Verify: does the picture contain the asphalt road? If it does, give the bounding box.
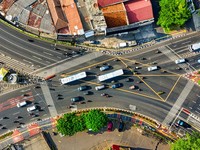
[0,86,50,134]
[0,26,200,135]
[0,22,87,71]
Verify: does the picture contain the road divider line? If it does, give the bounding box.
[116,88,163,101]
[165,75,181,102]
[59,57,116,76]
[118,57,165,101]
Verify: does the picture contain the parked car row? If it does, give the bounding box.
[107,119,124,132]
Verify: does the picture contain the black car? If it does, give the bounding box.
[111,83,123,89]
[175,120,191,128]
[118,120,124,132]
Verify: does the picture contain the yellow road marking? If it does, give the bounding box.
[165,75,182,102]
[80,80,101,86]
[116,88,163,101]
[119,57,181,76]
[61,57,116,76]
[85,74,179,77]
[118,58,164,101]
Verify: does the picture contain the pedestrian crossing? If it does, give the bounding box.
[0,53,34,74]
[162,80,194,126]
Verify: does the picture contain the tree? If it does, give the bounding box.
[84,110,108,132]
[171,132,200,150]
[157,0,191,32]
[56,113,85,136]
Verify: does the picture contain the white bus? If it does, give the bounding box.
[189,42,200,52]
[98,69,124,82]
[60,72,87,84]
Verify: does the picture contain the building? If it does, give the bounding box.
[47,0,84,35]
[99,0,154,35]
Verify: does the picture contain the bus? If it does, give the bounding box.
[189,42,200,52]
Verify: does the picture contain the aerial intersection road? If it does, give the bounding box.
[0,21,200,135]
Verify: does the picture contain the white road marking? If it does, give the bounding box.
[197,107,200,111]
[33,56,42,60]
[0,27,63,55]
[189,107,193,109]
[43,51,53,56]
[42,114,47,117]
[193,101,196,103]
[20,88,31,92]
[12,112,20,115]
[195,111,200,114]
[181,41,191,45]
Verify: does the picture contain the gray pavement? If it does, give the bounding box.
[40,82,58,117]
[162,80,194,126]
[34,52,103,78]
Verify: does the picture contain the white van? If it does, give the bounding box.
[95,85,106,90]
[147,66,158,71]
[27,105,37,112]
[17,101,27,108]
[175,58,185,64]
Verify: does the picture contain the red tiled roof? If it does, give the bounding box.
[124,0,154,24]
[98,0,124,8]
[46,0,68,31]
[102,3,128,28]
[60,0,84,35]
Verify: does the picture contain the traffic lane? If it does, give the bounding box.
[0,97,50,134]
[0,36,59,63]
[186,55,200,70]
[183,85,200,115]
[0,43,48,67]
[0,22,80,54]
[51,81,172,122]
[168,33,200,49]
[165,77,188,104]
[0,37,55,65]
[0,22,85,64]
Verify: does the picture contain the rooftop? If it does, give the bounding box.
[124,0,154,24]
[102,3,128,28]
[60,0,84,35]
[46,0,68,31]
[98,0,125,8]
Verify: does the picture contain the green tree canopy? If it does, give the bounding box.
[56,113,85,136]
[171,132,200,150]
[84,110,108,132]
[157,0,191,31]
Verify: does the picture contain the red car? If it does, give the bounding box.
[107,121,113,132]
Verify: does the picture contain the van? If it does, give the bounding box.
[100,66,109,71]
[95,85,106,90]
[27,105,37,112]
[175,58,185,64]
[17,101,27,108]
[147,66,158,71]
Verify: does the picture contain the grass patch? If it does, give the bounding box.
[198,80,200,85]
[0,131,13,140]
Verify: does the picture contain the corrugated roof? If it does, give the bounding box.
[46,0,68,31]
[60,0,84,35]
[124,0,154,24]
[102,3,128,28]
[98,0,124,8]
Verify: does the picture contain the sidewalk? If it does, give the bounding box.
[0,108,176,149]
